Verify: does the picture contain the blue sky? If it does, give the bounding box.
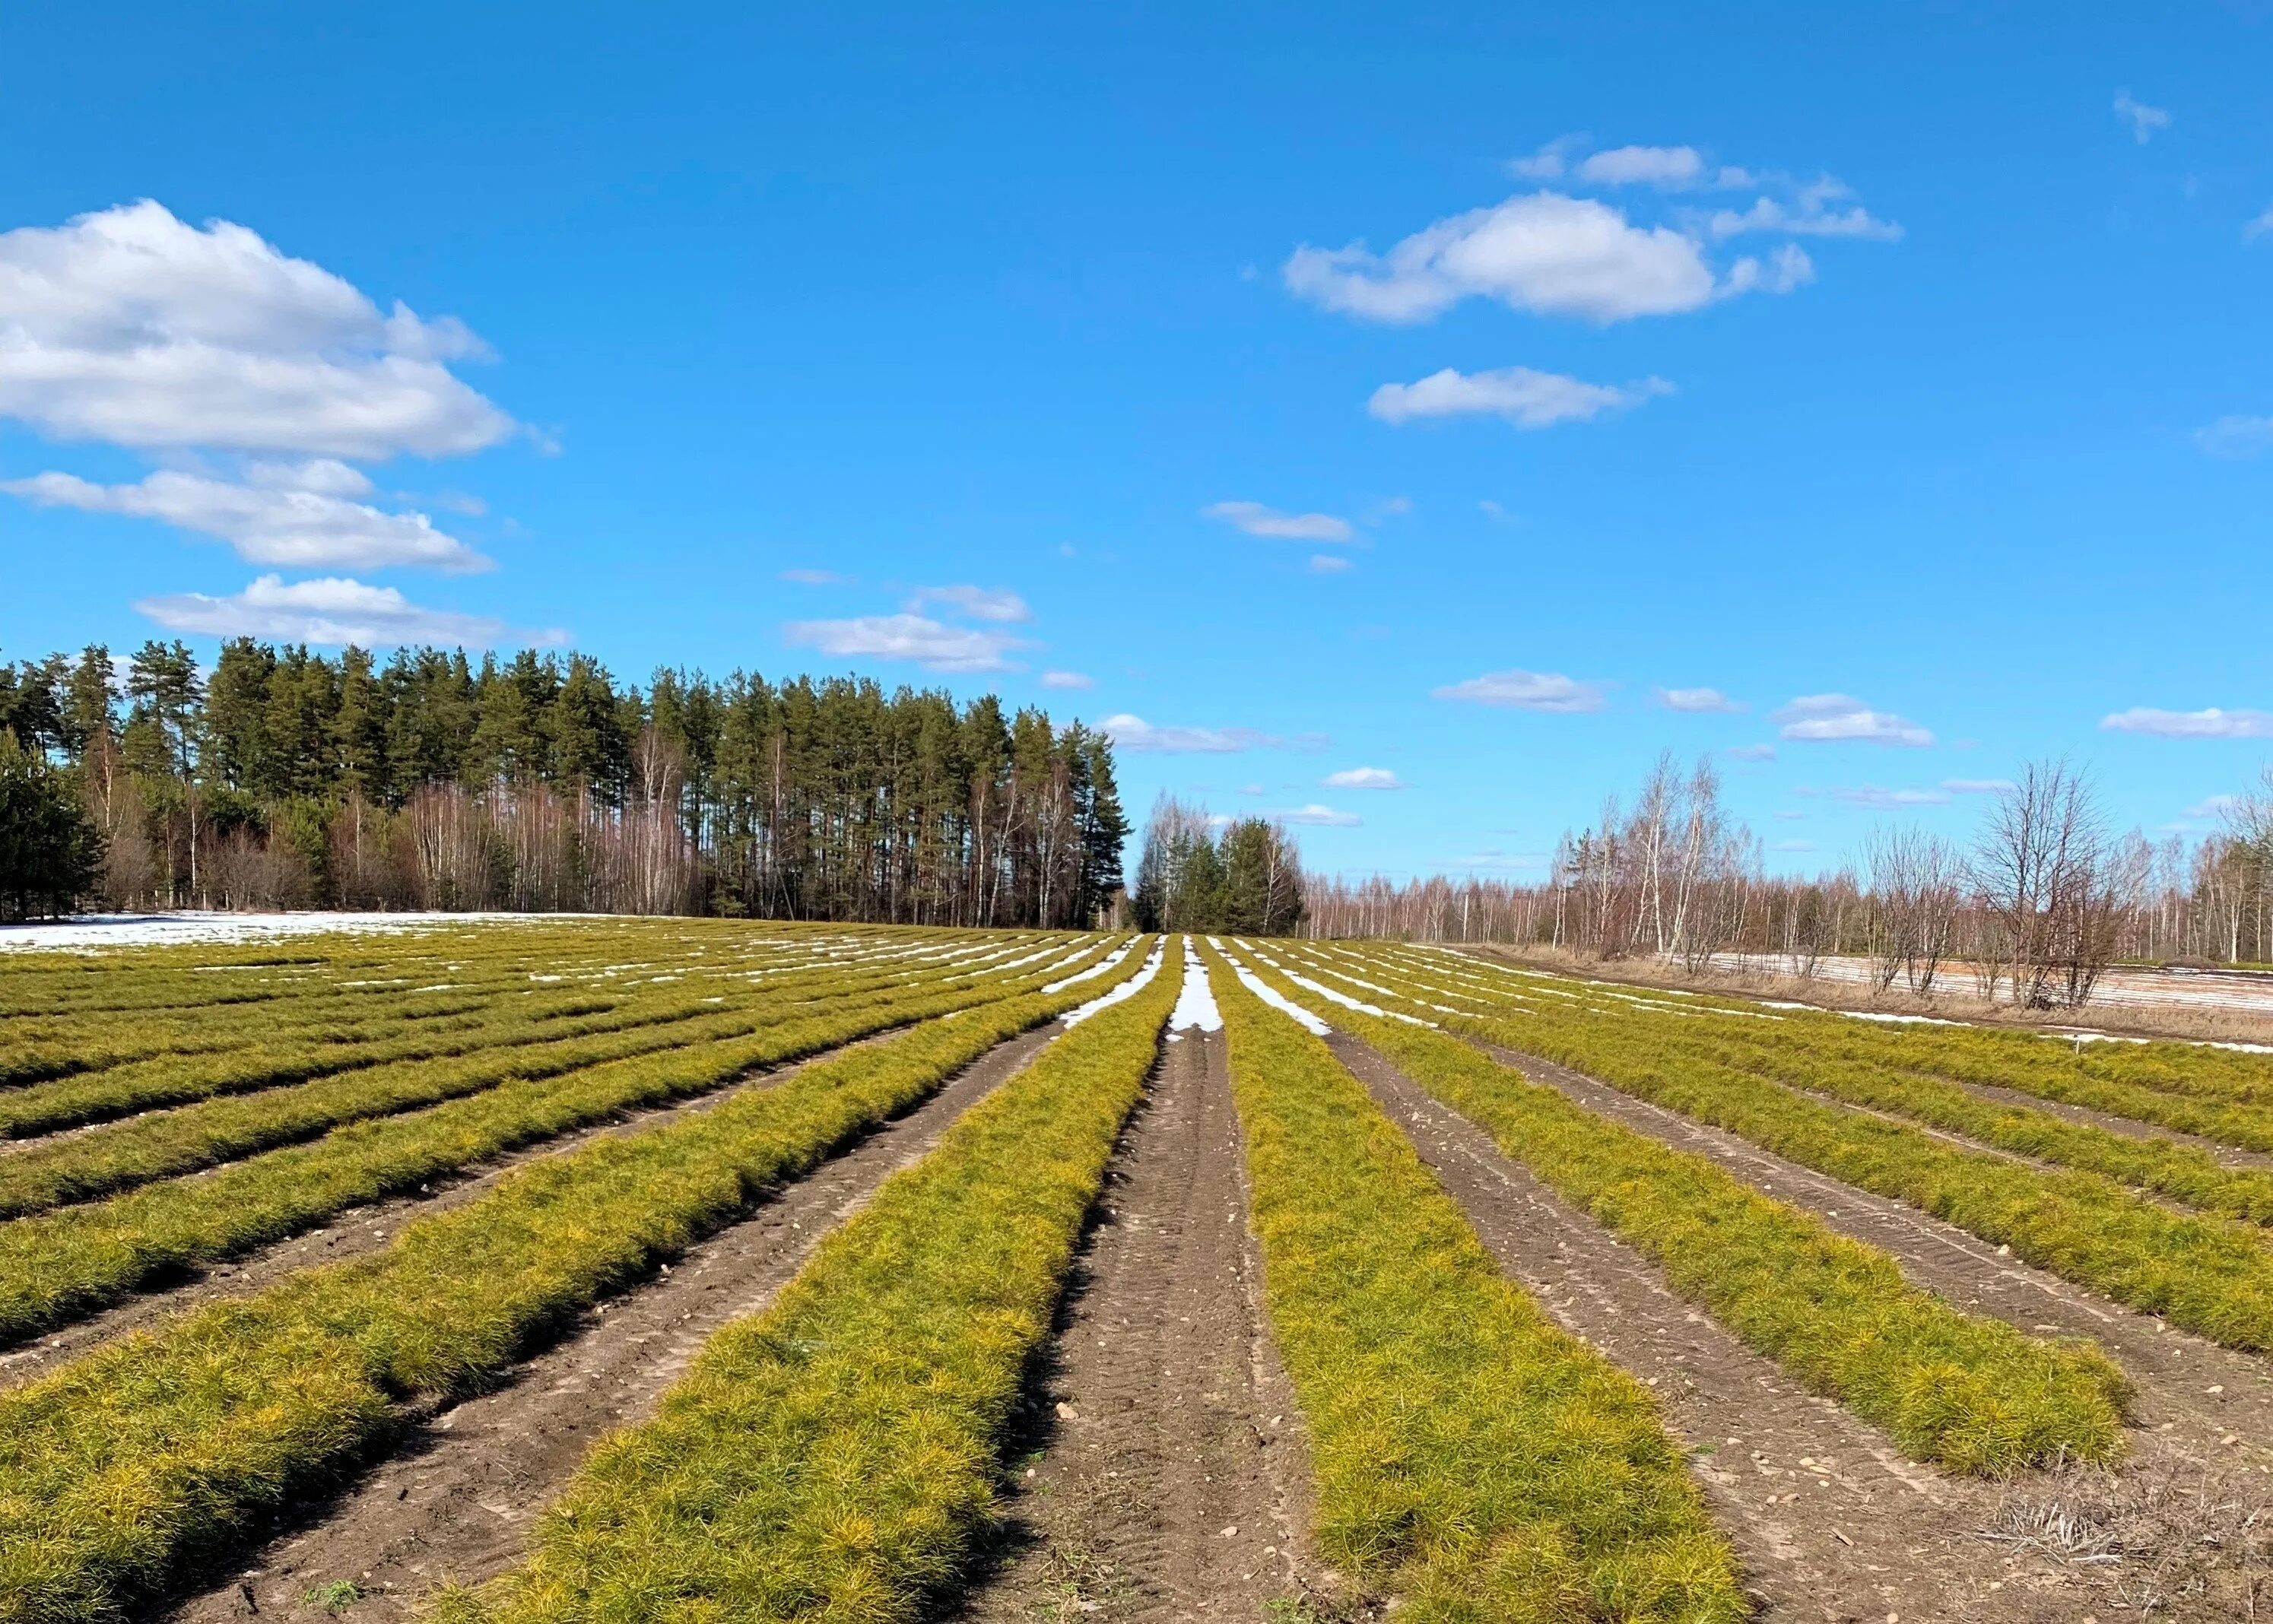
[4,2,2272,880]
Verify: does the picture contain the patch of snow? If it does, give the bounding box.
[1044,935,1141,994]
[1168,937,1224,1032]
[1062,938,1168,1027]
[1217,944,1330,1036]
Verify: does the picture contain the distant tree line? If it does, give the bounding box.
[0,639,1128,926]
[1129,795,1307,936]
[1301,752,2273,1010]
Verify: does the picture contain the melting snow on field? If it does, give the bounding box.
[1043,935,1139,994]
[1061,938,1167,1027]
[1238,942,1435,1026]
[0,911,501,953]
[1215,943,1330,1036]
[1167,937,1222,1034]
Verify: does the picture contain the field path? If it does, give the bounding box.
[954,1026,1337,1624]
[1329,1032,2072,1621]
[163,1022,1065,1623]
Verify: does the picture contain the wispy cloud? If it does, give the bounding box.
[1432,668,1610,712]
[1771,838,1817,853]
[1369,365,1671,429]
[783,613,1029,673]
[1202,500,1355,542]
[1941,777,2014,795]
[1265,802,1361,827]
[2198,415,2273,458]
[1310,553,1352,573]
[1773,693,1933,747]
[1576,144,1706,188]
[1725,743,1776,762]
[1101,713,1284,753]
[1656,686,1743,713]
[1808,784,1951,809]
[1040,669,1093,690]
[1323,766,1402,790]
[905,583,1030,623]
[2114,89,2171,144]
[2102,706,2273,740]
[135,573,557,648]
[780,567,849,585]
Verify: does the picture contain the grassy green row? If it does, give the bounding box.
[1358,948,2273,1216]
[1341,949,2273,1353]
[422,943,1179,1623]
[0,940,1064,1216]
[0,939,1118,1345]
[1202,942,1746,1624]
[1594,1014,2273,1223]
[0,941,1149,1623]
[1256,944,2127,1473]
[0,931,1049,1145]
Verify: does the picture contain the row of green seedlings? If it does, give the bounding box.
[0,921,862,1077]
[0,934,1063,1221]
[0,915,915,1026]
[0,937,1160,1622]
[1520,985,2273,1224]
[1399,941,2273,1123]
[1357,944,2273,1197]
[421,939,1181,1622]
[1240,940,2128,1474]
[0,935,1132,1345]
[1196,940,1750,1622]
[1343,943,2273,1355]
[0,928,1055,1152]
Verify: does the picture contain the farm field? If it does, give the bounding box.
[0,921,2268,1621]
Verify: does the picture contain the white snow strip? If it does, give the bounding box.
[1044,935,1141,994]
[1168,937,1223,1032]
[1216,944,1331,1036]
[1061,938,1167,1028]
[1239,941,1434,1026]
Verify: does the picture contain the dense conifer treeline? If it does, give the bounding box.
[0,639,1129,925]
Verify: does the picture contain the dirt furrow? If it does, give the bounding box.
[1475,1039,2273,1614]
[954,1027,1337,1624]
[1330,1032,2073,1621]
[167,1021,1065,1622]
[1947,1072,2273,1171]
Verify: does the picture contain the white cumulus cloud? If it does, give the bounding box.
[1369,365,1671,429]
[2101,706,2273,740]
[3,462,488,573]
[0,200,515,459]
[1284,192,1724,324]
[1656,686,1743,713]
[1773,693,1933,747]
[1323,766,1402,790]
[783,613,1029,674]
[1203,500,1355,541]
[1431,668,1609,713]
[135,573,551,648]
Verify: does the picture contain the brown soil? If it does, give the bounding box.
[954,1026,1348,1624]
[1467,1036,2273,1619]
[162,1023,1062,1622]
